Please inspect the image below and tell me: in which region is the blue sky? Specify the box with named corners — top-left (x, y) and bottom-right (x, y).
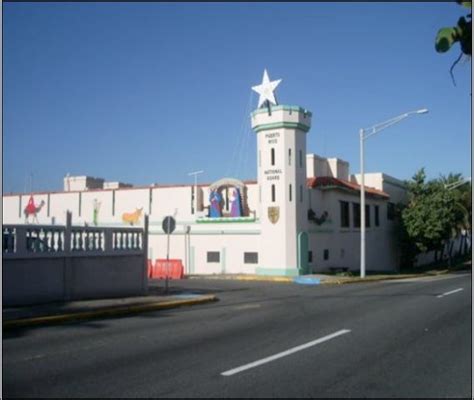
top-left (4, 2), bottom-right (471, 193)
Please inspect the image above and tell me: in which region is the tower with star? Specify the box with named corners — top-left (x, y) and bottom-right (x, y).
top-left (251, 69), bottom-right (312, 276)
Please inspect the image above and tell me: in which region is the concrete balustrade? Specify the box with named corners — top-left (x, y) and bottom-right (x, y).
top-left (3, 212), bottom-right (149, 306)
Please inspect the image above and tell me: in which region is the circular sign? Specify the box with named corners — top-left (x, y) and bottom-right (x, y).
top-left (162, 216), bottom-right (176, 234)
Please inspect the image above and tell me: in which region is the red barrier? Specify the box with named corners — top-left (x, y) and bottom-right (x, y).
top-left (150, 259), bottom-right (184, 279)
top-left (147, 259), bottom-right (154, 278)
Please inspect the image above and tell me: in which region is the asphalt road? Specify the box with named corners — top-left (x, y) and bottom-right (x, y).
top-left (3, 273), bottom-right (472, 398)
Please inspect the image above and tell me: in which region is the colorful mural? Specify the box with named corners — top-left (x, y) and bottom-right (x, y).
top-left (204, 178), bottom-right (254, 220)
top-left (308, 209), bottom-right (329, 225)
top-left (122, 207), bottom-right (143, 225)
top-left (24, 195), bottom-right (45, 224)
top-left (93, 199), bottom-right (101, 226)
top-left (209, 190), bottom-right (223, 218)
top-left (230, 188), bottom-right (243, 217)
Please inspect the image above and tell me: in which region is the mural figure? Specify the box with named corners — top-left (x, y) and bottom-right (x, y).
top-left (93, 199), bottom-right (101, 226)
top-left (122, 207), bottom-right (143, 226)
top-left (209, 190), bottom-right (223, 218)
top-left (24, 195), bottom-right (45, 224)
top-left (230, 188), bottom-right (243, 217)
top-left (308, 209), bottom-right (329, 225)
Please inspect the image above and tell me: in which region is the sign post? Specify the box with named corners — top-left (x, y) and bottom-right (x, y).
top-left (162, 216), bottom-right (176, 294)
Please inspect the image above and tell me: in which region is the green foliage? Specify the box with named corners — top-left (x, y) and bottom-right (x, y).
top-left (435, 16), bottom-right (472, 55)
top-left (435, 1), bottom-right (471, 85)
top-left (435, 27), bottom-right (459, 53)
top-left (398, 168), bottom-right (470, 268)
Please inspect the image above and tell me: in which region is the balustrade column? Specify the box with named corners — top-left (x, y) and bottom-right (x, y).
top-left (64, 211), bottom-right (73, 301)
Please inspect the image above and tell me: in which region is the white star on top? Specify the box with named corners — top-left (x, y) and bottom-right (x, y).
top-left (252, 69), bottom-right (282, 108)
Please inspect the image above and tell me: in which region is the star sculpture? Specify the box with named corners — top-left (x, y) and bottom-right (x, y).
top-left (252, 69), bottom-right (282, 108)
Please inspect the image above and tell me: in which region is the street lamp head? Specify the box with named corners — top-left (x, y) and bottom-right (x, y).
top-left (416, 108), bottom-right (429, 114)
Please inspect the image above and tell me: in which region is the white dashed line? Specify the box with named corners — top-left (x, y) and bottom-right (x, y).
top-left (436, 288), bottom-right (464, 298)
top-left (221, 329), bottom-right (351, 376)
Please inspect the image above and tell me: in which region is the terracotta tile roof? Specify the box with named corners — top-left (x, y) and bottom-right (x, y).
top-left (307, 176), bottom-right (389, 199)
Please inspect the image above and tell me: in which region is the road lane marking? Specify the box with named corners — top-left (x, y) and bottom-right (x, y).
top-left (388, 274), bottom-right (470, 283)
top-left (436, 288), bottom-right (464, 298)
top-left (234, 304), bottom-right (261, 310)
top-left (221, 329), bottom-right (351, 376)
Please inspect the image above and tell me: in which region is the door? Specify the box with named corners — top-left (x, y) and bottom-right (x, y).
top-left (297, 231), bottom-right (309, 275)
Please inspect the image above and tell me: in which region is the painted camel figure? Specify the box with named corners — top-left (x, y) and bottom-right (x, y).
top-left (24, 195), bottom-right (45, 223)
top-left (122, 207), bottom-right (143, 226)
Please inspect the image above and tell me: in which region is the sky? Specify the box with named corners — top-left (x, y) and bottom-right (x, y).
top-left (3, 2), bottom-right (472, 194)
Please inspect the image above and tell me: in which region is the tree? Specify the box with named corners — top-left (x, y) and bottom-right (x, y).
top-left (435, 1), bottom-right (472, 85)
top-left (437, 173), bottom-right (472, 256)
top-left (399, 168), bottom-right (465, 267)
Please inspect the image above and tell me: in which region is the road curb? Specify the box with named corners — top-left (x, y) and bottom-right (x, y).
top-left (188, 275), bottom-right (294, 283)
top-left (3, 295), bottom-right (218, 329)
top-left (321, 270), bottom-right (452, 285)
top-left (187, 267), bottom-right (462, 285)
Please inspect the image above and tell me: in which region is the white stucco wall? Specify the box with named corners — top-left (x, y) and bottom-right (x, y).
top-left (252, 106), bottom-right (311, 275)
top-left (307, 189), bottom-right (397, 272)
top-left (351, 173), bottom-right (407, 205)
top-left (147, 222), bottom-right (261, 275)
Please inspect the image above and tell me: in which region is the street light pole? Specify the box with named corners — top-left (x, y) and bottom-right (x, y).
top-left (359, 108), bottom-right (428, 278)
top-left (360, 128), bottom-right (366, 278)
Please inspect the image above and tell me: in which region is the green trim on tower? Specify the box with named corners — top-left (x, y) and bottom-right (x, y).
top-left (196, 217), bottom-right (256, 224)
top-left (252, 121), bottom-right (311, 133)
top-left (256, 267), bottom-right (300, 277)
top-left (251, 105), bottom-right (312, 118)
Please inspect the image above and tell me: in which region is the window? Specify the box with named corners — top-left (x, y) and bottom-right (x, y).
top-left (299, 185), bottom-right (303, 202)
top-left (324, 249), bottom-right (329, 260)
top-left (191, 186), bottom-right (195, 214)
top-left (288, 148), bottom-right (292, 166)
top-left (387, 202), bottom-right (396, 220)
top-left (271, 148), bottom-right (275, 166)
top-left (308, 251), bottom-right (313, 263)
top-left (340, 201), bottom-right (350, 227)
top-left (207, 252), bottom-right (220, 263)
top-left (375, 205), bottom-right (380, 226)
top-left (47, 194), bottom-right (50, 217)
top-left (271, 185), bottom-right (276, 202)
top-left (244, 252), bottom-right (258, 264)
top-left (112, 190), bottom-right (116, 216)
top-left (365, 204), bottom-right (370, 227)
top-left (388, 202), bottom-right (396, 220)
top-left (299, 150), bottom-right (303, 167)
top-left (289, 184), bottom-right (292, 202)
top-left (353, 203), bottom-right (360, 228)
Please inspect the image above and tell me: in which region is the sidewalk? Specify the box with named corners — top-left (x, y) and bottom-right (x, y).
top-left (3, 286), bottom-right (217, 329)
top-left (188, 261), bottom-right (471, 285)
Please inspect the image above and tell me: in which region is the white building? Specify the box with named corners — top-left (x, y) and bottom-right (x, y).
top-left (2, 72), bottom-right (408, 276)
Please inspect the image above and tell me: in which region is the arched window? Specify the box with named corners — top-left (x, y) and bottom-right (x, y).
top-left (271, 148), bottom-right (275, 166)
top-left (272, 184), bottom-right (276, 202)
